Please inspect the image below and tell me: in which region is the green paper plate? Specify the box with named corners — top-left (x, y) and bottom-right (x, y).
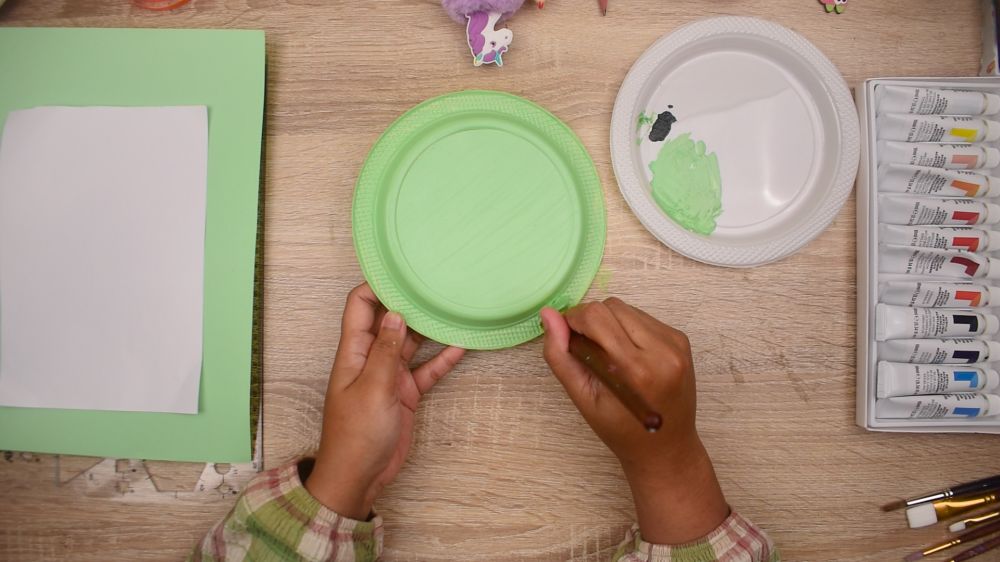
top-left (353, 90), bottom-right (606, 350)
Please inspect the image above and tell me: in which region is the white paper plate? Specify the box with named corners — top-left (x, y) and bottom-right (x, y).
top-left (611, 17), bottom-right (859, 267)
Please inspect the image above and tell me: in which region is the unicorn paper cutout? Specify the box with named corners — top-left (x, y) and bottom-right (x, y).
top-left (466, 11), bottom-right (513, 67)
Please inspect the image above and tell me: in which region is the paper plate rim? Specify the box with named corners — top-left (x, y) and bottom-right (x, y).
top-left (352, 90), bottom-right (607, 350)
top-left (610, 16), bottom-right (860, 268)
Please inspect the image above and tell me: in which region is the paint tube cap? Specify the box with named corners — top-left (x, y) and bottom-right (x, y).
top-left (987, 258), bottom-right (1000, 278)
top-left (985, 148), bottom-right (1000, 169)
top-left (906, 503), bottom-right (938, 528)
top-left (986, 394), bottom-right (1000, 416)
top-left (986, 314), bottom-right (1000, 336)
top-left (987, 121), bottom-right (1000, 142)
top-left (987, 341), bottom-right (1000, 360)
top-left (986, 206), bottom-right (1000, 225)
top-left (985, 370), bottom-right (1000, 392)
top-left (987, 231), bottom-right (1000, 250)
top-left (986, 93), bottom-right (1000, 115)
top-left (987, 286), bottom-right (1000, 305)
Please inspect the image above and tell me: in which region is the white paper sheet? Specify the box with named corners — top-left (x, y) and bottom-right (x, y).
top-left (0, 106), bottom-right (208, 414)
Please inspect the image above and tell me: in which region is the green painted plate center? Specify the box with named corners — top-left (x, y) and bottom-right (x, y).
top-left (385, 122), bottom-right (581, 325)
top-left (354, 91), bottom-right (605, 350)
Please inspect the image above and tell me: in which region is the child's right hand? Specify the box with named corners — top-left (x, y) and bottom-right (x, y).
top-left (540, 299), bottom-right (730, 545)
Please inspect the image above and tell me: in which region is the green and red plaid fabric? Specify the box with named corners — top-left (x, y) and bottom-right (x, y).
top-left (189, 462), bottom-right (382, 562)
top-left (613, 513), bottom-right (779, 562)
top-left (191, 461), bottom-right (778, 562)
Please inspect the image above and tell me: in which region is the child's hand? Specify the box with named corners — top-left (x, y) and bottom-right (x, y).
top-left (540, 299), bottom-right (729, 544)
top-left (305, 283), bottom-right (465, 520)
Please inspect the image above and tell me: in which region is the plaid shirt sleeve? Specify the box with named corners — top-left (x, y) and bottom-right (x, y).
top-left (188, 460), bottom-right (382, 562)
top-left (612, 512), bottom-right (779, 562)
top-left (190, 461), bottom-right (775, 562)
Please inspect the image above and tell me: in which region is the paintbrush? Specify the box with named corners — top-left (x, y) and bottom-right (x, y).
top-left (951, 508), bottom-right (1000, 532)
top-left (568, 332), bottom-right (662, 431)
top-left (598, 0), bottom-right (607, 16)
top-left (947, 531), bottom-right (1000, 562)
top-left (904, 519), bottom-right (1000, 561)
top-left (882, 474), bottom-right (1000, 512)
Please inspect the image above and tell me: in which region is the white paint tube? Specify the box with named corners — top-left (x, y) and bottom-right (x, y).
top-left (878, 114), bottom-right (1000, 143)
top-left (875, 393), bottom-right (1000, 419)
top-left (878, 196), bottom-right (1000, 226)
top-left (876, 86), bottom-right (1000, 116)
top-left (879, 225), bottom-right (1000, 252)
top-left (878, 281), bottom-right (1000, 307)
top-left (875, 304), bottom-right (1000, 341)
top-left (878, 164), bottom-right (998, 197)
top-left (877, 338), bottom-right (1000, 364)
top-left (877, 141), bottom-right (1000, 170)
top-left (876, 362), bottom-right (1000, 398)
top-left (879, 246), bottom-right (1000, 279)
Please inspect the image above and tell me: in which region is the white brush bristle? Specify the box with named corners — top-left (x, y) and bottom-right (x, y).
top-left (907, 503), bottom-right (939, 528)
top-left (949, 521), bottom-right (967, 532)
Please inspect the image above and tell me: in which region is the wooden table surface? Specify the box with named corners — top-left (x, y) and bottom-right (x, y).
top-left (3, 0), bottom-right (1000, 560)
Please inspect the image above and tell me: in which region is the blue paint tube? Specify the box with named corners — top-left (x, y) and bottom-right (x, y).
top-left (875, 393), bottom-right (1000, 419)
top-left (876, 362), bottom-right (1000, 398)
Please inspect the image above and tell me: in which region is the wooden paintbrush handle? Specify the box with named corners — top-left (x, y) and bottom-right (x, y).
top-left (568, 332), bottom-right (662, 431)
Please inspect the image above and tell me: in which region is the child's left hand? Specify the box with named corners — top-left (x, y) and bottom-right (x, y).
top-left (305, 283), bottom-right (466, 519)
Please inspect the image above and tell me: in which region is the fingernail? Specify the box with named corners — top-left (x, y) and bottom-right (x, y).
top-left (383, 311), bottom-right (404, 331)
top-left (539, 312), bottom-right (550, 331)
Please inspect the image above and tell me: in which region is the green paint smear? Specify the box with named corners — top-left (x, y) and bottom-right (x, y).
top-left (636, 111), bottom-right (655, 145)
top-left (636, 111), bottom-right (655, 131)
top-left (648, 133), bottom-right (722, 236)
top-left (594, 267), bottom-right (612, 291)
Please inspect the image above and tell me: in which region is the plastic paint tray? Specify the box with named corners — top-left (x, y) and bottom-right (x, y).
top-left (352, 90), bottom-right (606, 350)
top-left (611, 17), bottom-right (859, 267)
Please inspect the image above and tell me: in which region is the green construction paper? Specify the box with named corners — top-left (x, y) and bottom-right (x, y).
top-left (649, 133), bottom-right (723, 236)
top-left (0, 28), bottom-right (264, 462)
top-left (353, 91), bottom-right (606, 350)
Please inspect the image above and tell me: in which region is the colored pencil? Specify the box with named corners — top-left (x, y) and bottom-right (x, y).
top-left (882, 474), bottom-right (1000, 512)
top-left (598, 0), bottom-right (608, 16)
top-left (568, 332), bottom-right (662, 431)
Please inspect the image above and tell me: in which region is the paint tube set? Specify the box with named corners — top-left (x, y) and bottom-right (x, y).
top-left (857, 79), bottom-right (1000, 433)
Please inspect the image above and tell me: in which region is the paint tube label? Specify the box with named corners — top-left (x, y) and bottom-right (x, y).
top-left (877, 141), bottom-right (999, 170)
top-left (878, 246), bottom-right (999, 279)
top-left (879, 225), bottom-right (995, 252)
top-left (877, 114), bottom-right (1000, 143)
top-left (878, 164), bottom-right (993, 197)
top-left (876, 338), bottom-right (998, 364)
top-left (876, 86), bottom-right (1000, 116)
top-left (875, 393), bottom-right (1000, 419)
top-left (878, 281), bottom-right (995, 307)
top-left (878, 196), bottom-right (997, 226)
top-left (876, 362), bottom-right (999, 398)
top-left (875, 304), bottom-right (999, 340)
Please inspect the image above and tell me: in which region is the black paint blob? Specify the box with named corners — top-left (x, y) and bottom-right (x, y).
top-left (648, 110), bottom-right (677, 142)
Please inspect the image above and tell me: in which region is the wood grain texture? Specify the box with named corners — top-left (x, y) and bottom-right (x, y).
top-left (2, 0), bottom-right (1000, 560)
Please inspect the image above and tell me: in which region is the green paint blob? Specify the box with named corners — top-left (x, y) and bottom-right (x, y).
top-left (636, 111), bottom-right (655, 145)
top-left (637, 111), bottom-right (655, 131)
top-left (648, 133), bottom-right (722, 236)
